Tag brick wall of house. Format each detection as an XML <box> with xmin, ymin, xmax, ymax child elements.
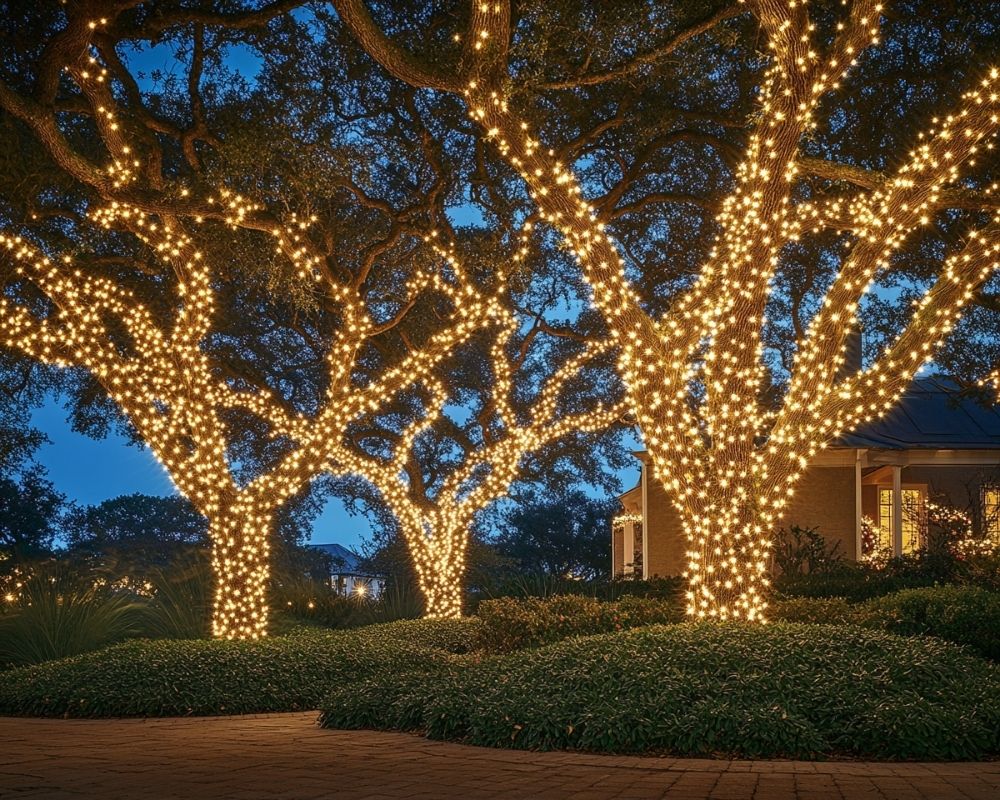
<box><xmin>900</xmin><ymin>465</ymin><xmax>999</xmax><ymax>535</ymax></box>
<box><xmin>903</xmin><ymin>465</ymin><xmax>992</xmax><ymax>506</ymax></box>
<box><xmin>642</xmin><ymin>463</ymin><xmax>858</xmax><ymax>576</ymax></box>
<box><xmin>643</xmin><ymin>472</ymin><xmax>687</xmax><ymax>578</ymax></box>
<box><xmin>781</xmin><ymin>466</ymin><xmax>858</xmax><ymax>560</ymax></box>
<box><xmin>635</xmin><ymin>456</ymin><xmax>999</xmax><ymax>576</ymax></box>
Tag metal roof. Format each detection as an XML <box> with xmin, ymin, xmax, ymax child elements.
<box><xmin>835</xmin><ymin>377</ymin><xmax>1000</xmax><ymax>450</ymax></box>
<box><xmin>307</xmin><ymin>542</ymin><xmax>365</xmax><ymax>572</ymax></box>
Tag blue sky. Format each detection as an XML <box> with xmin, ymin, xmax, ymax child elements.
<box><xmin>30</xmin><ymin>392</ymin><xmax>639</xmax><ymax>551</ymax></box>
<box><xmin>30</xmin><ymin>398</ymin><xmax>375</xmax><ymax>550</ymax></box>
<box><xmin>22</xmin><ymin>35</ymin><xmax>373</xmax><ymax>551</ymax></box>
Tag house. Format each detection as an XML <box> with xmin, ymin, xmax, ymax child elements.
<box><xmin>307</xmin><ymin>542</ymin><xmax>386</xmax><ymax>598</ymax></box>
<box><xmin>612</xmin><ymin>378</ymin><xmax>1000</xmax><ymax>578</ymax></box>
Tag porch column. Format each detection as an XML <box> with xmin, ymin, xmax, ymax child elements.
<box><xmin>640</xmin><ymin>462</ymin><xmax>649</xmax><ymax>580</ymax></box>
<box><xmin>892</xmin><ymin>465</ymin><xmax>903</xmax><ymax>557</ymax></box>
<box><xmin>623</xmin><ymin>522</ymin><xmax>635</xmax><ymax>575</ymax></box>
<box><xmin>854</xmin><ymin>451</ymin><xmax>863</xmax><ymax>560</ymax></box>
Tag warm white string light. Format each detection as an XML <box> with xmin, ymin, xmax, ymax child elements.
<box><xmin>453</xmin><ymin>0</ymin><xmax>1000</xmax><ymax>621</ymax></box>
<box><xmin>0</xmin><ymin>21</ymin><xmax>512</xmax><ymax>637</ymax></box>
<box><xmin>328</xmin><ymin>283</ymin><xmax>626</xmax><ymax>617</ymax></box>
<box><xmin>0</xmin><ymin>218</ymin><xmax>511</xmax><ymax>636</ymax></box>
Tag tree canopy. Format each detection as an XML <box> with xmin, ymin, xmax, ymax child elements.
<box><xmin>1</xmin><ymin>0</ymin><xmax>998</xmax><ymax>628</ymax></box>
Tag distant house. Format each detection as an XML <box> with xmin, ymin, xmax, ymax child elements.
<box><xmin>307</xmin><ymin>543</ymin><xmax>386</xmax><ymax>598</ymax></box>
<box><xmin>613</xmin><ymin>378</ymin><xmax>1000</xmax><ymax>578</ymax></box>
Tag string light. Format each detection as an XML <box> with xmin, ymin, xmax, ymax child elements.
<box><xmin>0</xmin><ymin>32</ymin><xmax>512</xmax><ymax>637</ymax></box>
<box><xmin>456</xmin><ymin>1</ymin><xmax>1000</xmax><ymax>621</ymax></box>
<box><xmin>7</xmin><ymin>211</ymin><xmax>522</xmax><ymax>636</ymax></box>
<box><xmin>0</xmin><ymin>217</ymin><xmax>514</xmax><ymax>636</ymax></box>
<box><xmin>328</xmin><ymin>290</ymin><xmax>626</xmax><ymax>618</ymax></box>
<box><xmin>0</xmin><ymin>14</ymin><xmax>572</xmax><ymax>639</ymax></box>
<box><xmin>981</xmin><ymin>367</ymin><xmax>1000</xmax><ymax>401</ymax></box>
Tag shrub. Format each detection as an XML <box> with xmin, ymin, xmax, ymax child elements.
<box><xmin>776</xmin><ymin>546</ymin><xmax>1000</xmax><ymax>600</ymax></box>
<box><xmin>469</xmin><ymin>573</ymin><xmax>683</xmax><ymax>608</ymax></box>
<box><xmin>320</xmin><ymin>623</ymin><xmax>1000</xmax><ymax>760</ymax></box>
<box><xmin>475</xmin><ymin>594</ymin><xmax>682</xmax><ymax>652</ymax></box>
<box><xmin>952</xmin><ymin>549</ymin><xmax>1000</xmax><ymax>593</ymax></box>
<box><xmin>860</xmin><ymin>585</ymin><xmax>1000</xmax><ymax>661</ymax></box>
<box><xmin>773</xmin><ymin>525</ymin><xmax>844</xmax><ymax>576</ymax></box>
<box><xmin>774</xmin><ymin>565</ymin><xmax>938</xmax><ymax>601</ymax></box>
<box><xmin>0</xmin><ymin>568</ymin><xmax>147</xmax><ymax>668</ymax></box>
<box><xmin>271</xmin><ymin>578</ymin><xmax>423</xmax><ymax>631</ymax></box>
<box><xmin>141</xmin><ymin>555</ymin><xmax>213</xmax><ymax>640</ymax></box>
<box><xmin>0</xmin><ymin>618</ymin><xmax>475</xmax><ymax>717</ymax></box>
<box><xmin>768</xmin><ymin>596</ymin><xmax>858</xmax><ymax>624</ymax></box>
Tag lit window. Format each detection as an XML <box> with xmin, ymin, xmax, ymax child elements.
<box><xmin>878</xmin><ymin>488</ymin><xmax>925</xmax><ymax>553</ymax></box>
<box><xmin>983</xmin><ymin>486</ymin><xmax>1000</xmax><ymax>544</ymax></box>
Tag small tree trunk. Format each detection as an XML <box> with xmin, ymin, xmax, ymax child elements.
<box><xmin>405</xmin><ymin>520</ymin><xmax>466</xmax><ymax>619</ymax></box>
<box><xmin>209</xmin><ymin>507</ymin><xmax>272</xmax><ymax>639</ymax></box>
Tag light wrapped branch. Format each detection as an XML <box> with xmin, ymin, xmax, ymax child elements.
<box><xmin>779</xmin><ymin>77</ymin><xmax>1000</xmax><ymax>427</ymax></box>
<box><xmin>1</xmin><ymin>218</ymin><xmax>506</xmax><ymax>636</ymax></box>
<box><xmin>326</xmin><ymin>305</ymin><xmax>627</xmax><ymax>617</ymax></box>
<box><xmin>337</xmin><ymin>0</ymin><xmax>1000</xmax><ymax>621</ymax></box>
<box><xmin>0</xmin><ymin>6</ymin><xmax>524</xmax><ymax>637</ymax></box>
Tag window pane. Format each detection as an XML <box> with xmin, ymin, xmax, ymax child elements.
<box><xmin>877</xmin><ymin>487</ymin><xmax>925</xmax><ymax>552</ymax></box>
<box><xmin>984</xmin><ymin>487</ymin><xmax>999</xmax><ymax>544</ymax></box>
<box><xmin>879</xmin><ymin>488</ymin><xmax>892</xmax><ymax>539</ymax></box>
<box><xmin>901</xmin><ymin>489</ymin><xmax>924</xmax><ymax>553</ymax></box>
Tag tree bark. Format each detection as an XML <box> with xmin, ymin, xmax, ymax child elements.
<box><xmin>420</xmin><ymin>573</ymin><xmax>465</xmax><ymax>619</ymax></box>
<box><xmin>209</xmin><ymin>506</ymin><xmax>273</xmax><ymax>639</ymax></box>
<box><xmin>676</xmin><ymin>476</ymin><xmax>774</xmax><ymax>621</ymax></box>
<box><xmin>404</xmin><ymin>521</ymin><xmax>467</xmax><ymax>619</ymax></box>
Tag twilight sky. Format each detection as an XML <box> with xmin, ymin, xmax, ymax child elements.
<box><xmin>30</xmin><ymin>399</ymin><xmax>375</xmax><ymax>550</ymax></box>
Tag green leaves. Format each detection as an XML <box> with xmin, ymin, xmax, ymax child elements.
<box><xmin>475</xmin><ymin>594</ymin><xmax>682</xmax><ymax>652</ymax></box>
<box><xmin>320</xmin><ymin>622</ymin><xmax>1000</xmax><ymax>760</ymax></box>
<box><xmin>772</xmin><ymin>586</ymin><xmax>1000</xmax><ymax>661</ymax></box>
<box><xmin>0</xmin><ymin>618</ymin><xmax>474</xmax><ymax>718</ymax></box>
<box><xmin>860</xmin><ymin>585</ymin><xmax>1000</xmax><ymax>662</ymax></box>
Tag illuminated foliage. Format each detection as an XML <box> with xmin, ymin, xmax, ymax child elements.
<box><xmin>3</xmin><ymin>1</ymin><xmax>998</xmax><ymax>633</ymax></box>
<box><xmin>331</xmin><ymin>296</ymin><xmax>626</xmax><ymax>617</ymax></box>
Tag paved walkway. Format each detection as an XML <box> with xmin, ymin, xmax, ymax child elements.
<box><xmin>1</xmin><ymin>713</ymin><xmax>998</xmax><ymax>799</ymax></box>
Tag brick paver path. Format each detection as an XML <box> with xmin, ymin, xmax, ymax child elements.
<box><xmin>1</xmin><ymin>713</ymin><xmax>998</xmax><ymax>799</ymax></box>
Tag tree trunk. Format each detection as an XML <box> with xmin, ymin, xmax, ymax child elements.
<box><xmin>406</xmin><ymin>521</ymin><xmax>466</xmax><ymax>619</ymax></box>
<box><xmin>421</xmin><ymin>573</ymin><xmax>465</xmax><ymax>619</ymax></box>
<box><xmin>677</xmin><ymin>483</ymin><xmax>774</xmax><ymax>621</ymax></box>
<box><xmin>209</xmin><ymin>507</ymin><xmax>272</xmax><ymax>639</ymax></box>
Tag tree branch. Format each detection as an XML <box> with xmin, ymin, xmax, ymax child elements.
<box><xmin>330</xmin><ymin>0</ymin><xmax>462</xmax><ymax>92</ymax></box>
<box><xmin>536</xmin><ymin>4</ymin><xmax>744</xmax><ymax>91</ymax></box>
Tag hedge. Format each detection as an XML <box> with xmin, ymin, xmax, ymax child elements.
<box><xmin>769</xmin><ymin>596</ymin><xmax>857</xmax><ymax>625</ymax></box>
<box><xmin>0</xmin><ymin>619</ymin><xmax>476</xmax><ymax>718</ymax></box>
<box><xmin>770</xmin><ymin>586</ymin><xmax>1000</xmax><ymax>661</ymax></box>
<box><xmin>861</xmin><ymin>585</ymin><xmax>1000</xmax><ymax>661</ymax></box>
<box><xmin>476</xmin><ymin>594</ymin><xmax>682</xmax><ymax>652</ymax></box>
<box><xmin>320</xmin><ymin>623</ymin><xmax>1000</xmax><ymax>760</ymax></box>
<box><xmin>774</xmin><ymin>570</ymin><xmax>940</xmax><ymax>601</ymax></box>
<box><xmin>478</xmin><ymin>587</ymin><xmax>1000</xmax><ymax>661</ymax></box>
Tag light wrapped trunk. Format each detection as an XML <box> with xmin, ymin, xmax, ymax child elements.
<box><xmin>406</xmin><ymin>518</ymin><xmax>468</xmax><ymax>619</ymax></box>
<box><xmin>681</xmin><ymin>507</ymin><xmax>772</xmax><ymax>621</ymax></box>
<box><xmin>209</xmin><ymin>506</ymin><xmax>273</xmax><ymax>639</ymax></box>
<box><xmin>673</xmin><ymin>467</ymin><xmax>782</xmax><ymax>621</ymax></box>
<box><xmin>420</xmin><ymin>573</ymin><xmax>465</xmax><ymax>619</ymax></box>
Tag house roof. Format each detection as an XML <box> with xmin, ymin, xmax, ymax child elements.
<box><xmin>307</xmin><ymin>542</ymin><xmax>363</xmax><ymax>572</ymax></box>
<box><xmin>834</xmin><ymin>377</ymin><xmax>1000</xmax><ymax>450</ymax></box>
